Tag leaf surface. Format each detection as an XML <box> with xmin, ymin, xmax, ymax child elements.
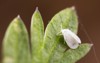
<box><xmin>42</xmin><ymin>7</ymin><xmax>79</xmax><ymax>63</ymax></box>
<box><xmin>50</xmin><ymin>43</ymin><xmax>92</xmax><ymax>63</ymax></box>
<box><xmin>31</xmin><ymin>8</ymin><xmax>44</xmax><ymax>63</ymax></box>
<box><xmin>3</xmin><ymin>16</ymin><xmax>30</xmax><ymax>63</ymax></box>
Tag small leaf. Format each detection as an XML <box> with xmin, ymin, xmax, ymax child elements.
<box><xmin>42</xmin><ymin>7</ymin><xmax>78</xmax><ymax>63</ymax></box>
<box><xmin>3</xmin><ymin>16</ymin><xmax>31</xmax><ymax>63</ymax></box>
<box><xmin>58</xmin><ymin>43</ymin><xmax>92</xmax><ymax>63</ymax></box>
<box><xmin>31</xmin><ymin>8</ymin><xmax>44</xmax><ymax>63</ymax></box>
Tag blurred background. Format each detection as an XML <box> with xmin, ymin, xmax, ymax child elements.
<box><xmin>0</xmin><ymin>0</ymin><xmax>100</xmax><ymax>63</ymax></box>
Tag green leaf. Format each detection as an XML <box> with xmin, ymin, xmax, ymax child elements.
<box><xmin>42</xmin><ymin>7</ymin><xmax>78</xmax><ymax>63</ymax></box>
<box><xmin>2</xmin><ymin>16</ymin><xmax>31</xmax><ymax>63</ymax></box>
<box><xmin>50</xmin><ymin>43</ymin><xmax>92</xmax><ymax>63</ymax></box>
<box><xmin>31</xmin><ymin>8</ymin><xmax>44</xmax><ymax>63</ymax></box>
<box><xmin>58</xmin><ymin>43</ymin><xmax>92</xmax><ymax>63</ymax></box>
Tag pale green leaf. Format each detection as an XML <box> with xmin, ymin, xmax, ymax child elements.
<box><xmin>3</xmin><ymin>16</ymin><xmax>30</xmax><ymax>63</ymax></box>
<box><xmin>31</xmin><ymin>8</ymin><xmax>44</xmax><ymax>63</ymax></box>
<box><xmin>51</xmin><ymin>43</ymin><xmax>92</xmax><ymax>63</ymax></box>
<box><xmin>42</xmin><ymin>7</ymin><xmax>78</xmax><ymax>63</ymax></box>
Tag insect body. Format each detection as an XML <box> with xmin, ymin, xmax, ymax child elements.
<box><xmin>61</xmin><ymin>29</ymin><xmax>81</xmax><ymax>49</ymax></box>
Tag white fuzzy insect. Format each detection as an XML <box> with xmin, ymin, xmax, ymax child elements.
<box><xmin>61</xmin><ymin>29</ymin><xmax>81</xmax><ymax>49</ymax></box>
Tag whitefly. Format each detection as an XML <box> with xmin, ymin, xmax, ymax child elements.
<box><xmin>61</xmin><ymin>29</ymin><xmax>81</xmax><ymax>49</ymax></box>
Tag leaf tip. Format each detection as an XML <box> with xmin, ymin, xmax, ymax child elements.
<box><xmin>13</xmin><ymin>15</ymin><xmax>21</xmax><ymax>21</ymax></box>
<box><xmin>12</xmin><ymin>15</ymin><xmax>23</xmax><ymax>25</ymax></box>
<box><xmin>32</xmin><ymin>7</ymin><xmax>41</xmax><ymax>16</ymax></box>
<box><xmin>16</xmin><ymin>15</ymin><xmax>22</xmax><ymax>20</ymax></box>
<box><xmin>35</xmin><ymin>7</ymin><xmax>39</xmax><ymax>11</ymax></box>
<box><xmin>71</xmin><ymin>6</ymin><xmax>75</xmax><ymax>10</ymax></box>
<box><xmin>90</xmin><ymin>43</ymin><xmax>93</xmax><ymax>47</ymax></box>
<box><xmin>34</xmin><ymin>7</ymin><xmax>40</xmax><ymax>13</ymax></box>
<box><xmin>17</xmin><ymin>15</ymin><xmax>20</xmax><ymax>18</ymax></box>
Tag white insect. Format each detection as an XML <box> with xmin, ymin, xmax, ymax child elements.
<box><xmin>61</xmin><ymin>29</ymin><xmax>81</xmax><ymax>49</ymax></box>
